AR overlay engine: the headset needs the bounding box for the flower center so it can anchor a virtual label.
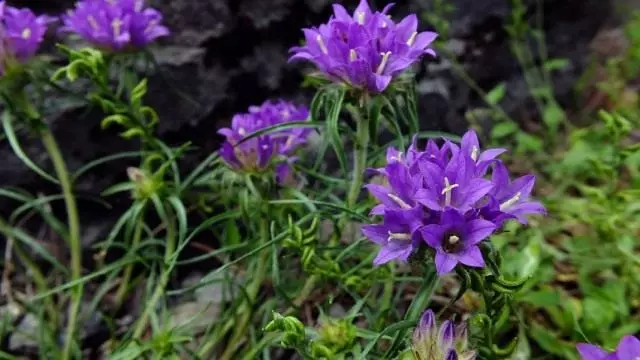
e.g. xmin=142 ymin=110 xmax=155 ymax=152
xmin=376 ymin=51 xmax=392 ymax=74
xmin=443 ymin=233 xmax=462 ymax=253
xmin=499 ymin=192 xmax=522 ymax=210
xmin=349 ymin=49 xmax=357 ymax=62
xmin=355 ymin=11 xmax=365 ymax=25
xmin=238 ymin=127 xmax=247 ymax=136
xmin=406 ymin=32 xmax=417 ymax=46
xmin=441 ymin=177 xmax=459 ymax=207
xmin=388 ymin=193 xmax=411 ymax=209
xmin=21 ymin=28 xmax=31 ymax=39
xmin=316 ymin=35 xmax=328 ymax=54
xmin=387 ymin=231 xmax=411 ymax=243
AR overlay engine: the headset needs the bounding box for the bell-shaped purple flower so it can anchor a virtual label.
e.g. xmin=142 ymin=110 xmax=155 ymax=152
xmin=451 ymin=130 xmax=506 ymax=175
xmin=0 ymin=2 xmax=53 ymax=73
xmin=365 ymin=161 xmax=422 ymax=216
xmin=412 ymin=309 xmax=476 ymax=360
xmin=361 ymin=207 xmax=423 ymax=265
xmin=62 ymin=0 xmax=169 ymax=51
xmin=577 ymin=335 xmax=640 ymax=360
xmin=483 ymin=161 xmax=546 ymax=224
xmin=218 ymin=100 xmax=310 ymax=184
xmin=420 ymin=209 xmax=495 ymax=275
xmin=414 ymin=153 xmax=494 ymax=213
xmin=289 ymin=0 xmax=437 ymax=93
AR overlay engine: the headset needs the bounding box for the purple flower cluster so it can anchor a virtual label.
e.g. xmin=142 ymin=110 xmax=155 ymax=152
xmin=0 ymin=1 xmax=53 ymax=73
xmin=411 ymin=309 xmax=476 ymax=360
xmin=289 ymin=0 xmax=437 ymax=94
xmin=577 ymin=336 xmax=640 ymax=360
xmin=218 ymin=100 xmax=311 ymax=184
xmin=62 ymin=0 xmax=169 ymax=51
xmin=362 ymin=130 xmax=545 ymax=275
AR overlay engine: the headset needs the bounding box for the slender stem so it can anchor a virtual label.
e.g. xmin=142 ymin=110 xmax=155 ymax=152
xmin=41 ymin=130 xmax=82 ymax=360
xmin=345 ymin=109 xmax=370 ymax=212
xmin=218 ymin=217 xmax=270 ymax=360
xmin=132 ymin=205 xmax=176 ymax=339
xmin=113 ymin=218 xmax=144 ymax=308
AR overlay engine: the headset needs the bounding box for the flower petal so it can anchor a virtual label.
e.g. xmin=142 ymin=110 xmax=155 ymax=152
xmin=458 ymin=246 xmax=485 ymax=268
xmin=616 ymin=335 xmax=640 ymax=359
xmin=465 ymin=219 xmax=496 ymax=245
xmin=576 ymin=344 xmax=609 ymax=360
xmin=435 ymin=250 xmax=458 ymax=275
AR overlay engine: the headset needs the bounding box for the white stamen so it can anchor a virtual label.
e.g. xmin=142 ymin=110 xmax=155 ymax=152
xmin=387 ymin=231 xmax=411 ymax=243
xmin=441 ymin=177 xmax=459 ymax=207
xmin=355 ymin=11 xmax=365 ymax=25
xmin=349 ymin=49 xmax=357 ymax=62
xmin=448 ymin=235 xmax=460 ymax=244
xmin=111 ymin=18 xmax=122 ymax=37
xmin=471 ymin=146 xmax=479 ymax=161
xmin=388 ymin=193 xmax=411 ymax=209
xmin=238 ymin=127 xmax=246 ymax=136
xmin=376 ymin=51 xmax=391 ymax=74
xmin=390 ymin=152 xmax=404 ymax=162
xmin=499 ymin=192 xmax=522 ymax=210
xmin=21 ymin=28 xmax=31 ymax=39
xmin=406 ymin=32 xmax=418 ymax=46
xmin=87 ymin=15 xmax=99 ymax=31
xmin=316 ymin=35 xmax=328 ymax=54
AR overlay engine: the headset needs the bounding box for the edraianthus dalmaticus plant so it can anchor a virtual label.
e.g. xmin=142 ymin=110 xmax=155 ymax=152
xmin=289 ymin=0 xmax=437 ymax=94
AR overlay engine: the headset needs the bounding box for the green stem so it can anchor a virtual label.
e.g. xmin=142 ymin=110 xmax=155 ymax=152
xmin=218 ymin=217 xmax=270 ymax=360
xmin=41 ymin=130 xmax=82 ymax=360
xmin=345 ymin=110 xmax=370 ymax=212
xmin=113 ymin=218 xmax=144 ymax=308
xmin=132 ymin=205 xmax=176 ymax=339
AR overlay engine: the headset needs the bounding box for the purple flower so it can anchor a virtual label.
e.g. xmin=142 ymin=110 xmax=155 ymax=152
xmin=365 ymin=161 xmax=422 ymax=216
xmin=288 ymin=0 xmax=437 ymax=93
xmin=62 ymin=0 xmax=169 ymax=51
xmin=0 ymin=1 xmax=53 ymax=73
xmin=452 ymin=130 xmax=506 ymax=175
xmin=577 ymin=335 xmax=640 ymax=360
xmin=414 ymin=153 xmax=494 ymax=213
xmin=363 ymin=129 xmax=544 ymax=275
xmin=361 ymin=207 xmax=423 ymax=265
xmin=484 ymin=162 xmax=546 ymax=224
xmin=218 ymin=100 xmax=310 ymax=184
xmin=421 ymin=209 xmax=495 ymax=275
xmin=412 ymin=309 xmax=476 ymax=360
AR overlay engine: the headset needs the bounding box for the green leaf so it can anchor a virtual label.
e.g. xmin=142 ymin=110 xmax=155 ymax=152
xmin=101 ymin=114 xmax=130 ymax=129
xmin=2 ymin=111 xmax=59 ymax=185
xmin=222 ymin=219 xmax=241 ymax=247
xmin=486 ymin=83 xmax=507 ymax=105
xmin=130 ymin=78 xmax=148 ymax=106
xmin=544 ymin=58 xmax=570 ymax=72
xmin=120 ymin=128 xmax=146 ymax=139
xmin=491 ymin=121 xmax=519 ymax=139
xmin=542 ymin=105 xmax=565 ymax=134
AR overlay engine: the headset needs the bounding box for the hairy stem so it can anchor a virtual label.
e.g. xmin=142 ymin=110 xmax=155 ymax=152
xmin=41 ymin=130 xmax=83 ymax=360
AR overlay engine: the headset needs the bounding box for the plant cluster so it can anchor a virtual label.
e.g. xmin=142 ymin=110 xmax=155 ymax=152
xmin=0 ymin=0 xmax=637 ymax=359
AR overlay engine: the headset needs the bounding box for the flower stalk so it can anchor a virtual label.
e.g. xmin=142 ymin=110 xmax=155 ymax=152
xmin=40 ymin=129 xmax=83 ymax=360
